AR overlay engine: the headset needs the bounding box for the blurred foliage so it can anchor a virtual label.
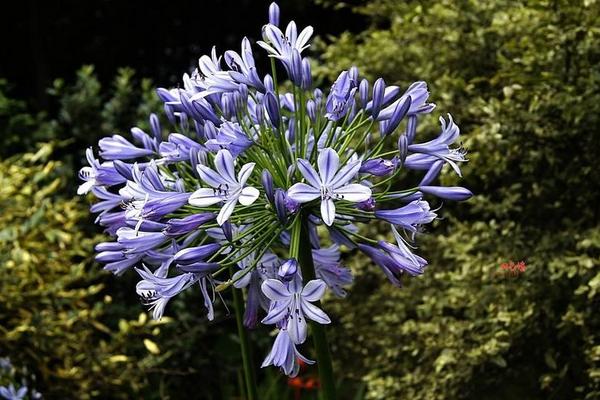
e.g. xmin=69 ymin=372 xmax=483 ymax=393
xmin=0 ymin=66 xmax=162 ymax=167
xmin=315 ymin=0 xmax=600 ymax=399
xmin=0 ymin=118 xmax=248 ymax=399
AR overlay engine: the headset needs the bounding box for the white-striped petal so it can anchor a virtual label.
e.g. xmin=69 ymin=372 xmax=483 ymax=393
xmin=215 ymin=150 xmax=237 ymax=184
xmin=287 ymin=304 xmax=307 ymax=344
xmin=217 ymin=199 xmax=237 ymax=226
xmin=333 ymin=184 xmax=372 ymax=202
xmin=287 ymin=183 xmax=320 ymax=203
xmin=189 ymin=188 xmax=223 ymax=207
xmin=296 ymin=158 xmax=321 ymax=188
xmin=237 ymin=162 xmax=256 ymax=185
xmin=301 ymin=279 xmax=327 ymax=301
xmin=197 ymin=164 xmax=227 ymax=188
xmin=321 ymin=198 xmax=335 ymax=226
xmin=239 ymin=186 xmax=259 ymax=206
xmin=317 ymin=148 xmax=339 ymax=185
xmin=330 ymin=160 xmax=361 ymax=189
xmin=261 ymin=279 xmax=292 ymax=301
xmin=301 ymin=300 xmax=331 ymax=324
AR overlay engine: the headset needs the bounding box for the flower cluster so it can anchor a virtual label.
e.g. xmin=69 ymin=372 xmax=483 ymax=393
xmin=79 ymin=2 xmax=471 ymax=376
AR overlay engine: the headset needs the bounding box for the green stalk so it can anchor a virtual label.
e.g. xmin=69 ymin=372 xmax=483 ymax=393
xmin=291 ymin=214 xmax=337 ymax=400
xmin=231 ymin=270 xmax=258 ymax=400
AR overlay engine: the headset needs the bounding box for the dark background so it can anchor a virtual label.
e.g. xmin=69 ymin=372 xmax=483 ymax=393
xmin=1 ymin=0 xmax=363 ymax=108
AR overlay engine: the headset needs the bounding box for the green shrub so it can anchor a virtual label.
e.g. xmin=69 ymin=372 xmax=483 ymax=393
xmin=316 ymin=1 xmax=600 ymax=398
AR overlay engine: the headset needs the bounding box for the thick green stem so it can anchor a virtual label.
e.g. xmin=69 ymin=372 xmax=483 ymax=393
xmin=231 ymin=274 xmax=258 ymax=400
xmin=296 ymin=215 xmax=337 ymax=400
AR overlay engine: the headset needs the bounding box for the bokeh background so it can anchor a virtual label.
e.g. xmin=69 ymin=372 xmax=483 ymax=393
xmin=1 ymin=0 xmax=599 ymax=399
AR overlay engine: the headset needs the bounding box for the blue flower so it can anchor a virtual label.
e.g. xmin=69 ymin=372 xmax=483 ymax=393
xmin=406 ymin=114 xmax=467 ymax=176
xmin=261 ymin=329 xmax=314 ymax=377
xmin=375 ymin=200 xmax=437 ymax=234
xmin=135 ymin=266 xmax=199 ymax=320
xmin=189 ymin=150 xmax=260 ymax=225
xmin=287 ymin=148 xmax=371 ymax=226
xmin=0 ymin=384 xmax=27 ymax=400
xmin=325 ymin=71 xmax=357 ymax=121
xmin=261 ymin=277 xmax=330 ymax=344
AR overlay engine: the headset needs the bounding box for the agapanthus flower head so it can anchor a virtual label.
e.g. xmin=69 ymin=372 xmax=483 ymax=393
xmin=78 ymin=1 xmax=470 ymax=377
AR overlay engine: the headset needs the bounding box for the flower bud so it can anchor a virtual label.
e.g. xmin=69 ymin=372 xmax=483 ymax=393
xmin=301 ymin=58 xmax=312 ymax=90
xmin=419 ymin=160 xmax=444 ymax=186
xmin=269 ymin=2 xmax=280 ymax=26
xmin=291 ymin=49 xmax=303 ymax=86
xmin=398 ymin=134 xmax=408 ymax=166
xmin=221 ymin=221 xmax=233 ymax=242
xmin=274 ymin=189 xmax=288 ymax=223
xmin=262 ymin=170 xmax=275 ymax=203
xmin=278 ymin=258 xmax=298 ymax=281
xmin=264 ymin=91 xmax=280 ymax=128
xmin=383 ymin=96 xmax=411 ymax=136
xmin=356 ymin=197 xmax=376 ymax=211
xmin=264 ymin=74 xmax=274 ymax=93
xmin=150 ymin=113 xmax=162 ymax=143
xmin=419 ymin=185 xmax=473 ymax=201
xmin=371 ymin=78 xmax=385 ymax=119
xmin=359 ymin=158 xmax=396 ymax=176
xmin=307 ymin=99 xmax=317 ymax=123
xmin=359 ymin=79 xmax=369 ymax=108
xmin=349 ymin=66 xmax=359 ymax=84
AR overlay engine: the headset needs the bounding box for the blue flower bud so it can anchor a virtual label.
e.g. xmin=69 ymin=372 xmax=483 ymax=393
xmin=264 ymin=74 xmax=274 ymax=93
xmin=398 ymin=134 xmax=408 ymax=166
xmin=264 ymin=91 xmax=280 ymax=128
xmin=149 ymin=113 xmax=162 ymax=143
xmin=278 ymin=258 xmax=298 ymax=281
xmin=222 ymin=221 xmax=233 ymax=242
xmin=290 ymin=49 xmax=303 ymax=86
xmin=419 ymin=185 xmax=473 ymax=201
xmin=262 ymin=170 xmax=275 ymax=203
xmin=356 ymin=197 xmax=376 ymax=211
xmin=371 ymin=78 xmax=385 ymax=119
xmin=383 ymin=96 xmax=411 ymax=136
xmin=274 ymin=189 xmax=288 ymax=223
xmin=419 ymin=160 xmax=444 ymax=186
xmin=269 ymin=2 xmax=280 ymax=26
xmin=359 ymin=79 xmax=369 ymax=108
xmin=306 ymin=99 xmax=317 ymax=122
xmin=359 ymin=158 xmax=397 ymax=176
xmin=174 ymin=243 xmax=221 ymax=265
xmin=349 ymin=66 xmax=359 ymax=84
xmin=301 ymin=58 xmax=312 ymax=90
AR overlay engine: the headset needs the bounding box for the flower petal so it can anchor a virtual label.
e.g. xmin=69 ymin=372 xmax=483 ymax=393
xmin=189 ymin=188 xmax=223 ymax=207
xmin=237 ymin=162 xmax=256 ymax=185
xmin=217 ymin=199 xmax=237 ymax=226
xmin=301 ymin=300 xmax=331 ymax=324
xmin=261 ymin=278 xmax=291 ymax=300
xmin=330 ymin=160 xmax=361 ymax=189
xmin=321 ymin=198 xmax=335 ymax=226
xmin=296 ymin=158 xmax=321 ymax=188
xmin=239 ymin=186 xmax=259 ymax=206
xmin=197 ymin=164 xmax=227 ymax=188
xmin=287 ymin=305 xmax=307 ymax=344
xmin=301 ymin=279 xmax=327 ymax=301
xmin=215 ymin=150 xmax=237 ymax=184
xmin=287 ymin=183 xmax=320 ymax=203
xmin=334 ymin=184 xmax=372 ymax=202
xmin=261 ymin=299 xmax=292 ymax=325
xmin=317 ymin=148 xmax=339 ymax=185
